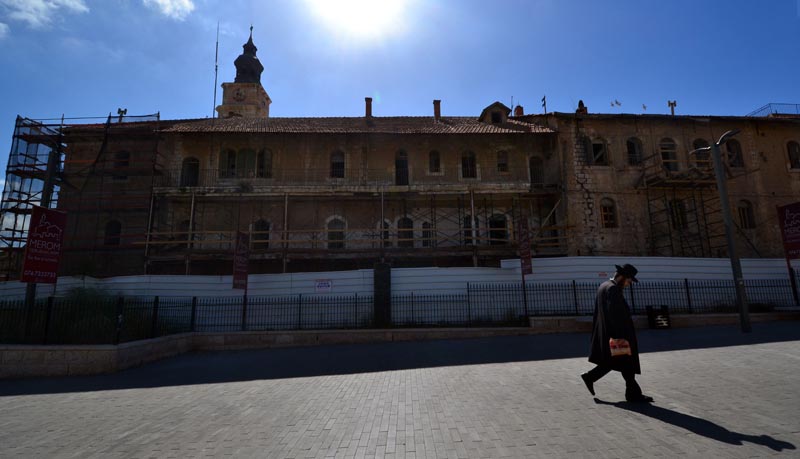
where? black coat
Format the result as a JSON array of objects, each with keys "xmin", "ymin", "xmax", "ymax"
[{"xmin": 588, "ymin": 279, "xmax": 641, "ymax": 374}]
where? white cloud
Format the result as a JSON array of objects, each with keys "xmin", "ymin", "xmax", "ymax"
[
  {"xmin": 0, "ymin": 22, "xmax": 8, "ymax": 38},
  {"xmin": 0, "ymin": 0, "xmax": 89, "ymax": 28},
  {"xmin": 142, "ymin": 0, "xmax": 194, "ymax": 20}
]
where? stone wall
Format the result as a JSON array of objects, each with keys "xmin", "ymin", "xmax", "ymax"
[{"xmin": 2, "ymin": 313, "xmax": 798, "ymax": 379}]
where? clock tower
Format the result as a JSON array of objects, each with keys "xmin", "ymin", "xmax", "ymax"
[{"xmin": 216, "ymin": 27, "xmax": 272, "ymax": 118}]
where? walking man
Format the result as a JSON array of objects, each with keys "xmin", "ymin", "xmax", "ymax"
[{"xmin": 581, "ymin": 264, "xmax": 653, "ymax": 403}]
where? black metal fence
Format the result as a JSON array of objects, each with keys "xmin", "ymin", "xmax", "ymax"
[{"xmin": 1, "ymin": 277, "xmax": 798, "ymax": 345}]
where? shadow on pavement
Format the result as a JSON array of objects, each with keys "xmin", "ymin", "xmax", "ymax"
[
  {"xmin": 594, "ymin": 398, "xmax": 796, "ymax": 452},
  {"xmin": 1, "ymin": 321, "xmax": 799, "ymax": 396}
]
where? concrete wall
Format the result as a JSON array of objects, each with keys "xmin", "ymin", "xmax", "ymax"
[{"xmin": 3, "ymin": 312, "xmax": 798, "ymax": 379}]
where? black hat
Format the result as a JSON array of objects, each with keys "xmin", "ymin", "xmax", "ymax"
[{"xmin": 614, "ymin": 264, "xmax": 639, "ymax": 283}]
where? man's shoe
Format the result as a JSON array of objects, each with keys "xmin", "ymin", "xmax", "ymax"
[
  {"xmin": 626, "ymin": 394, "xmax": 654, "ymax": 403},
  {"xmin": 580, "ymin": 373, "xmax": 595, "ymax": 396}
]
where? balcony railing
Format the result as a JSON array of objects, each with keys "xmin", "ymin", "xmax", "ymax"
[
  {"xmin": 144, "ymin": 226, "xmax": 567, "ymax": 255},
  {"xmin": 154, "ymin": 168, "xmax": 553, "ymax": 190}
]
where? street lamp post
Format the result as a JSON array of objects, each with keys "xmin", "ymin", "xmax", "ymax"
[{"xmin": 692, "ymin": 129, "xmax": 751, "ymax": 332}]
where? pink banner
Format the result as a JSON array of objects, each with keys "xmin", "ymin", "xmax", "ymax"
[
  {"xmin": 778, "ymin": 202, "xmax": 800, "ymax": 260},
  {"xmin": 21, "ymin": 206, "xmax": 67, "ymax": 284}
]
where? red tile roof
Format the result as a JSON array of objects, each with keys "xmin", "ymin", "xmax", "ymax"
[{"xmin": 161, "ymin": 116, "xmax": 554, "ymax": 134}]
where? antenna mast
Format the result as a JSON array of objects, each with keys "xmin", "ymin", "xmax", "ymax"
[{"xmin": 213, "ymin": 22, "xmax": 220, "ymax": 118}]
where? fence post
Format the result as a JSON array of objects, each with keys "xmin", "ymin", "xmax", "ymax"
[
  {"xmin": 466, "ymin": 283, "xmax": 472, "ymax": 327},
  {"xmin": 42, "ymin": 296, "xmax": 54, "ymax": 345},
  {"xmin": 114, "ymin": 296, "xmax": 124, "ymax": 345},
  {"xmin": 190, "ymin": 296, "xmax": 197, "ymax": 332},
  {"xmin": 572, "ymin": 280, "xmax": 579, "ymax": 315},
  {"xmin": 684, "ymin": 278, "xmax": 693, "ymax": 313},
  {"xmin": 241, "ymin": 294, "xmax": 248, "ymax": 331},
  {"xmin": 522, "ymin": 280, "xmax": 529, "ymax": 318},
  {"xmin": 354, "ymin": 293, "xmax": 358, "ymax": 328},
  {"xmin": 297, "ymin": 294, "xmax": 302, "ymax": 330},
  {"xmin": 151, "ymin": 296, "xmax": 160, "ymax": 339},
  {"xmin": 790, "ymin": 266, "xmax": 799, "ymax": 306},
  {"xmin": 410, "ymin": 291, "xmax": 415, "ymax": 326},
  {"xmin": 23, "ymin": 291, "xmax": 35, "ymax": 343}
]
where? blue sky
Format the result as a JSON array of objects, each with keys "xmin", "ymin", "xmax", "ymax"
[{"xmin": 1, "ymin": 0, "xmax": 799, "ymax": 178}]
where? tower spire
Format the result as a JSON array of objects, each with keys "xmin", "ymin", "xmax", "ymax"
[{"xmin": 234, "ymin": 27, "xmax": 263, "ymax": 83}]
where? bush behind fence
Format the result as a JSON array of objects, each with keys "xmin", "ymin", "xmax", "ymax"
[{"xmin": 1, "ymin": 277, "xmax": 797, "ymax": 345}]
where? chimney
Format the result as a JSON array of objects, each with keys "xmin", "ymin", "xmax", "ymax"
[
  {"xmin": 433, "ymin": 99, "xmax": 441, "ymax": 121},
  {"xmin": 513, "ymin": 105, "xmax": 524, "ymax": 117},
  {"xmin": 365, "ymin": 97, "xmax": 373, "ymax": 118}
]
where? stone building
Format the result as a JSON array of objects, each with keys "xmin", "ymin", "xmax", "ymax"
[
  {"xmin": 521, "ymin": 108, "xmax": 800, "ymax": 259},
  {"xmin": 1, "ymin": 32, "xmax": 799, "ymax": 279}
]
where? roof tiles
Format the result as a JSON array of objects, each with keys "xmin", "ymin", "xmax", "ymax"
[{"xmin": 161, "ymin": 116, "xmax": 554, "ymax": 135}]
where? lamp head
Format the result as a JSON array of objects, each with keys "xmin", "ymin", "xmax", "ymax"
[
  {"xmin": 717, "ymin": 129, "xmax": 741, "ymax": 146},
  {"xmin": 688, "ymin": 146, "xmax": 711, "ymax": 156}
]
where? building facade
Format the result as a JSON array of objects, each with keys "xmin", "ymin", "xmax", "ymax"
[{"xmin": 1, "ymin": 33, "xmax": 799, "ymax": 279}]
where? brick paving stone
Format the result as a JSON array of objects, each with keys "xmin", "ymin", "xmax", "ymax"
[{"xmin": 1, "ymin": 322, "xmax": 800, "ymax": 458}]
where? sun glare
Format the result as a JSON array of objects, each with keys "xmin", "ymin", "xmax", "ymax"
[{"xmin": 305, "ymin": 0, "xmax": 410, "ymax": 41}]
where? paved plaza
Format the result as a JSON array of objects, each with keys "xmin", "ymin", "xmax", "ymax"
[{"xmin": 1, "ymin": 322, "xmax": 799, "ymax": 458}]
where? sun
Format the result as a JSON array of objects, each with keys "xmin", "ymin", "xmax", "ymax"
[{"xmin": 305, "ymin": 0, "xmax": 410, "ymax": 41}]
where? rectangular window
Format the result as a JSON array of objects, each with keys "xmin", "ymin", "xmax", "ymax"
[
  {"xmin": 592, "ymin": 142, "xmax": 608, "ymax": 165},
  {"xmin": 497, "ymin": 151, "xmax": 509, "ymax": 173},
  {"xmin": 462, "ymin": 154, "xmax": 477, "ymax": 179},
  {"xmin": 429, "ymin": 152, "xmax": 441, "ymax": 173},
  {"xmin": 669, "ymin": 200, "xmax": 688, "ymax": 230}
]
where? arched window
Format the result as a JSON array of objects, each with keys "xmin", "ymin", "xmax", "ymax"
[
  {"xmin": 257, "ymin": 149, "xmax": 273, "ymax": 178},
  {"xmin": 219, "ymin": 149, "xmax": 236, "ymax": 178},
  {"xmin": 787, "ymin": 141, "xmax": 800, "ymax": 169},
  {"xmin": 113, "ymin": 151, "xmax": 130, "ymax": 181},
  {"xmin": 461, "ymin": 151, "xmax": 477, "ymax": 178},
  {"xmin": 421, "ymin": 222, "xmax": 433, "ymax": 248},
  {"xmin": 463, "ymin": 215, "xmax": 479, "ymax": 245},
  {"xmin": 626, "ymin": 138, "xmax": 643, "ymax": 165},
  {"xmin": 428, "ymin": 151, "xmax": 441, "ymax": 173},
  {"xmin": 327, "ymin": 218, "xmax": 345, "ymax": 249},
  {"xmin": 104, "ymin": 220, "xmax": 122, "ymax": 246},
  {"xmin": 180, "ymin": 157, "xmax": 200, "ymax": 187},
  {"xmin": 529, "ymin": 156, "xmax": 544, "ymax": 186},
  {"xmin": 737, "ymin": 200, "xmax": 756, "ymax": 229},
  {"xmin": 252, "ymin": 219, "xmax": 270, "ymax": 250},
  {"xmin": 660, "ymin": 138, "xmax": 678, "ymax": 172},
  {"xmin": 692, "ymin": 139, "xmax": 711, "ymax": 168},
  {"xmin": 236, "ymin": 149, "xmax": 256, "ymax": 178},
  {"xmin": 217, "ymin": 148, "xmax": 271, "ymax": 179},
  {"xmin": 397, "ymin": 217, "xmax": 413, "ymax": 248},
  {"xmin": 726, "ymin": 139, "xmax": 744, "ymax": 168},
  {"xmin": 489, "ymin": 214, "xmax": 508, "ymax": 245},
  {"xmin": 395, "ymin": 150, "xmax": 409, "ymax": 185},
  {"xmin": 591, "ymin": 139, "xmax": 608, "ymax": 165},
  {"xmin": 669, "ymin": 199, "xmax": 688, "ymax": 230},
  {"xmin": 496, "ymin": 151, "xmax": 509, "ymax": 173},
  {"xmin": 330, "ymin": 151, "xmax": 345, "ymax": 178},
  {"xmin": 600, "ymin": 198, "xmax": 617, "ymax": 228}
]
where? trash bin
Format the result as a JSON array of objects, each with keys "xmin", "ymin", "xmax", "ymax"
[{"xmin": 646, "ymin": 305, "xmax": 671, "ymax": 329}]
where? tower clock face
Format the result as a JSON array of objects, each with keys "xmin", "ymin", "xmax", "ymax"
[{"xmin": 233, "ymin": 88, "xmax": 246, "ymax": 102}]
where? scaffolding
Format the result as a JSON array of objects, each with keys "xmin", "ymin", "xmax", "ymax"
[
  {"xmin": 0, "ymin": 117, "xmax": 65, "ymax": 279},
  {"xmin": 142, "ymin": 190, "xmax": 568, "ymax": 275},
  {"xmin": 2, "ymin": 112, "xmax": 566, "ymax": 278},
  {"xmin": 0, "ymin": 113, "xmax": 161, "ymax": 280},
  {"xmin": 638, "ymin": 153, "xmax": 727, "ymax": 257}
]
